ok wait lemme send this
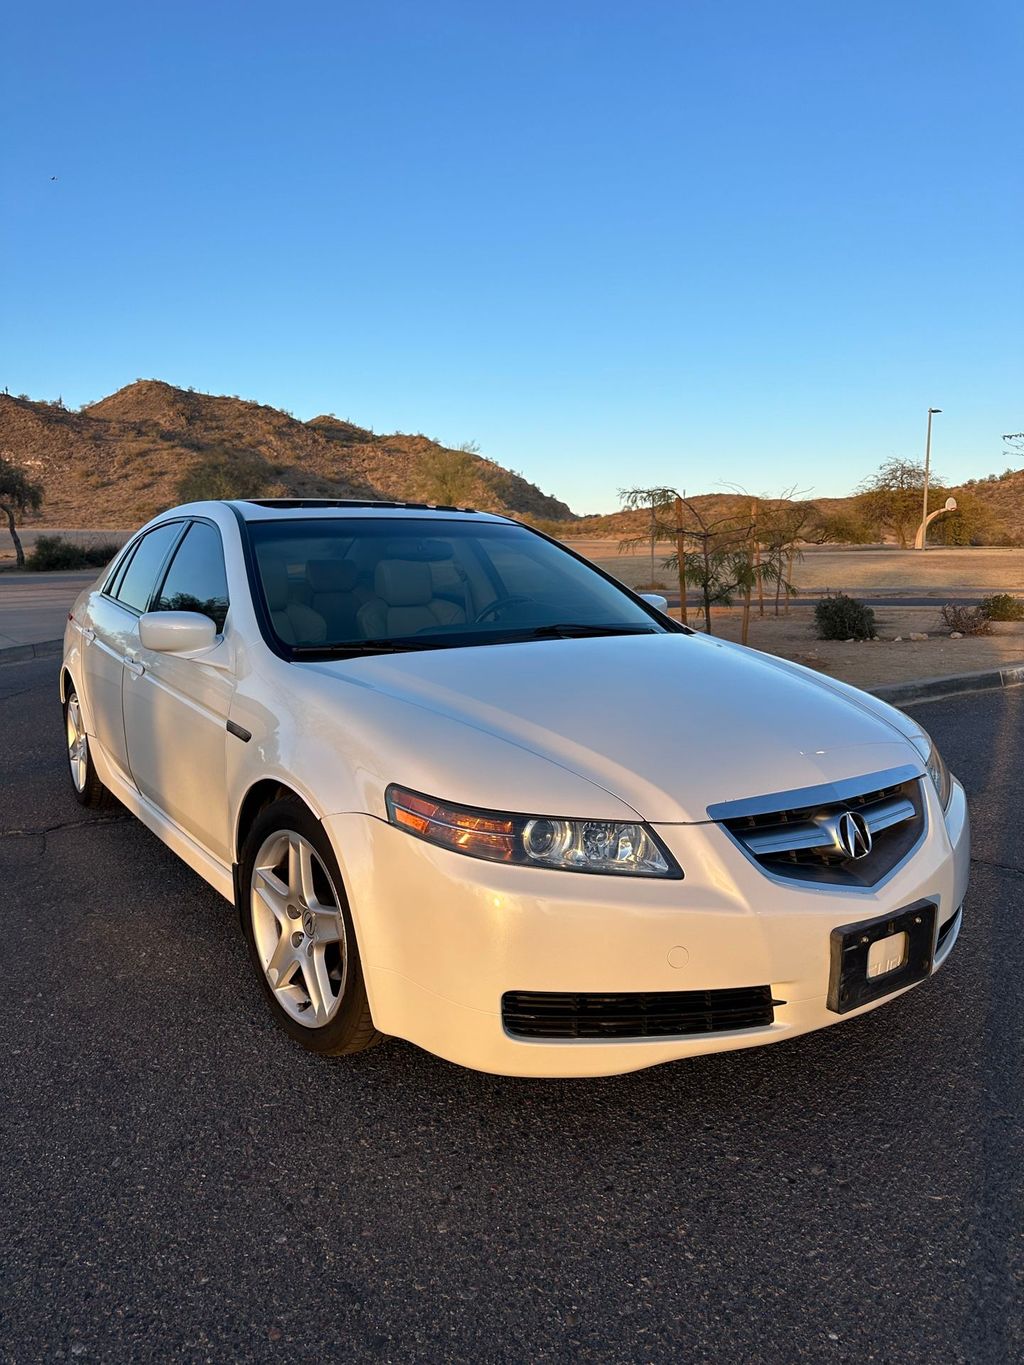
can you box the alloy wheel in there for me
[66,694,88,793]
[250,830,348,1027]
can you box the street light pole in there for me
[919,407,942,550]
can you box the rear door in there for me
[82,522,185,781]
[121,519,235,862]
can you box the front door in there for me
[121,520,235,862]
[83,521,185,781]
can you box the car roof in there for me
[225,498,510,524]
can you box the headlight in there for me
[910,730,953,809]
[385,785,682,878]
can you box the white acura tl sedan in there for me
[62,500,968,1076]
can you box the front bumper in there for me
[325,778,969,1077]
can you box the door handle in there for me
[124,658,145,678]
[82,627,96,644]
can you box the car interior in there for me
[256,535,484,646]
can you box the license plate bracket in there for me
[827,900,937,1014]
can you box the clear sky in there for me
[3,0,1021,514]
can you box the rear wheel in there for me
[64,688,114,808]
[239,797,380,1056]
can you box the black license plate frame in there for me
[827,900,937,1014]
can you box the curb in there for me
[871,662,1024,707]
[0,638,63,666]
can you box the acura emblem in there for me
[837,810,873,860]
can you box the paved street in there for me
[0,572,97,649]
[0,657,1021,1362]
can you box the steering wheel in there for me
[474,595,534,624]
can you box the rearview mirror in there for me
[139,611,218,654]
[641,593,669,613]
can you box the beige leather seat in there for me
[306,559,360,642]
[261,560,327,645]
[357,559,467,637]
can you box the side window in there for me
[105,540,140,597]
[153,522,230,631]
[113,523,183,613]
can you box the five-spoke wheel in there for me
[240,797,380,1055]
[63,686,113,808]
[251,829,348,1027]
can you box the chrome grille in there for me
[711,767,926,888]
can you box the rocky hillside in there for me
[0,381,575,527]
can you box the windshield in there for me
[246,516,671,654]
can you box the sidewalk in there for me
[0,571,96,651]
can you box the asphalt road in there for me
[1,658,1021,1363]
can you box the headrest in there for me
[375,559,433,607]
[306,559,358,593]
[261,559,290,611]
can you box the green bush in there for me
[979,593,1024,622]
[27,536,123,572]
[814,592,876,641]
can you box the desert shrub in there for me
[940,602,992,636]
[28,536,122,571]
[178,452,268,502]
[979,593,1024,621]
[814,593,875,641]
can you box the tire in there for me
[64,687,115,809]
[239,797,381,1056]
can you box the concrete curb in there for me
[871,662,1024,706]
[0,638,63,665]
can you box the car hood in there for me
[308,632,923,823]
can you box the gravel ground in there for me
[0,658,1022,1362]
[671,608,1024,690]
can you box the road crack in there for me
[0,813,131,841]
[969,855,1024,879]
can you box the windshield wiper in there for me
[518,623,660,639]
[291,637,449,657]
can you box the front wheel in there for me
[239,797,381,1056]
[64,688,114,808]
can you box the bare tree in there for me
[666,498,759,635]
[855,458,945,548]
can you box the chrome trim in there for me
[705,764,922,822]
[864,795,916,834]
[741,793,916,860]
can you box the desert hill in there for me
[2,380,1020,543]
[0,381,574,527]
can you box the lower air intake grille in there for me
[501,986,778,1040]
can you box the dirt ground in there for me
[669,605,1024,690]
[574,539,1024,595]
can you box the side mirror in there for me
[641,593,669,613]
[139,611,218,654]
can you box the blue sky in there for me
[3,1,1021,514]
